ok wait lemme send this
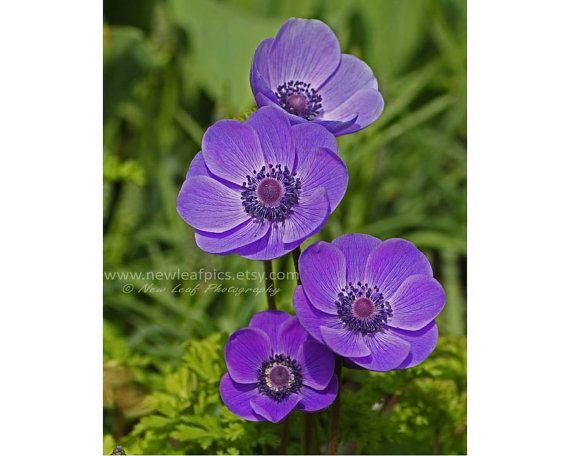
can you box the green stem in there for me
[292,246,301,285]
[292,246,315,452]
[328,357,343,455]
[279,417,290,454]
[301,413,313,454]
[264,260,276,310]
[301,413,315,454]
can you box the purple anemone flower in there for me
[250,18,384,136]
[177,106,348,260]
[293,234,446,371]
[220,310,338,423]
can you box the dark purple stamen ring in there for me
[241,163,301,223]
[275,80,323,120]
[257,353,303,401]
[336,281,393,334]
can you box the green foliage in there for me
[339,337,467,455]
[104,332,466,454]
[103,0,467,454]
[105,334,281,455]
[170,0,283,114]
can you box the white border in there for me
[469,1,570,454]
[1,0,570,454]
[0,1,102,454]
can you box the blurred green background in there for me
[103,0,466,454]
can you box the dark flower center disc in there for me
[257,354,303,401]
[336,282,393,334]
[285,94,308,116]
[241,164,301,223]
[352,297,375,319]
[256,177,285,207]
[275,80,323,120]
[268,365,291,388]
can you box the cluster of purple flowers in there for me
[176,18,445,424]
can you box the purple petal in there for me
[282,187,331,244]
[235,222,300,260]
[388,275,445,331]
[250,393,301,423]
[224,327,271,384]
[320,326,371,358]
[202,120,264,185]
[249,310,292,348]
[186,152,243,191]
[250,38,276,102]
[194,220,270,254]
[268,18,341,89]
[291,122,338,158]
[392,322,439,369]
[297,375,338,412]
[255,92,357,135]
[324,88,384,136]
[298,241,346,314]
[254,92,301,121]
[298,338,335,390]
[293,285,337,344]
[177,175,249,233]
[255,91,277,107]
[332,234,383,285]
[364,238,433,299]
[294,147,348,212]
[185,151,208,179]
[351,330,411,372]
[219,373,263,421]
[251,38,272,82]
[319,54,378,112]
[245,106,295,170]
[313,116,358,135]
[276,316,308,357]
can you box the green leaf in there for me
[322,0,428,79]
[103,26,157,119]
[169,0,282,114]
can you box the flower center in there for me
[336,282,393,334]
[352,297,375,319]
[275,80,323,120]
[241,164,301,223]
[257,354,303,401]
[285,94,308,116]
[268,365,291,388]
[256,177,284,207]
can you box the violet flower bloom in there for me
[220,310,338,423]
[293,234,445,371]
[177,106,348,260]
[250,18,384,136]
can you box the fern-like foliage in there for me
[104,332,466,455]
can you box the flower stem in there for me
[292,246,315,453]
[292,246,301,285]
[328,357,343,455]
[263,260,276,310]
[279,417,290,454]
[301,413,314,454]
